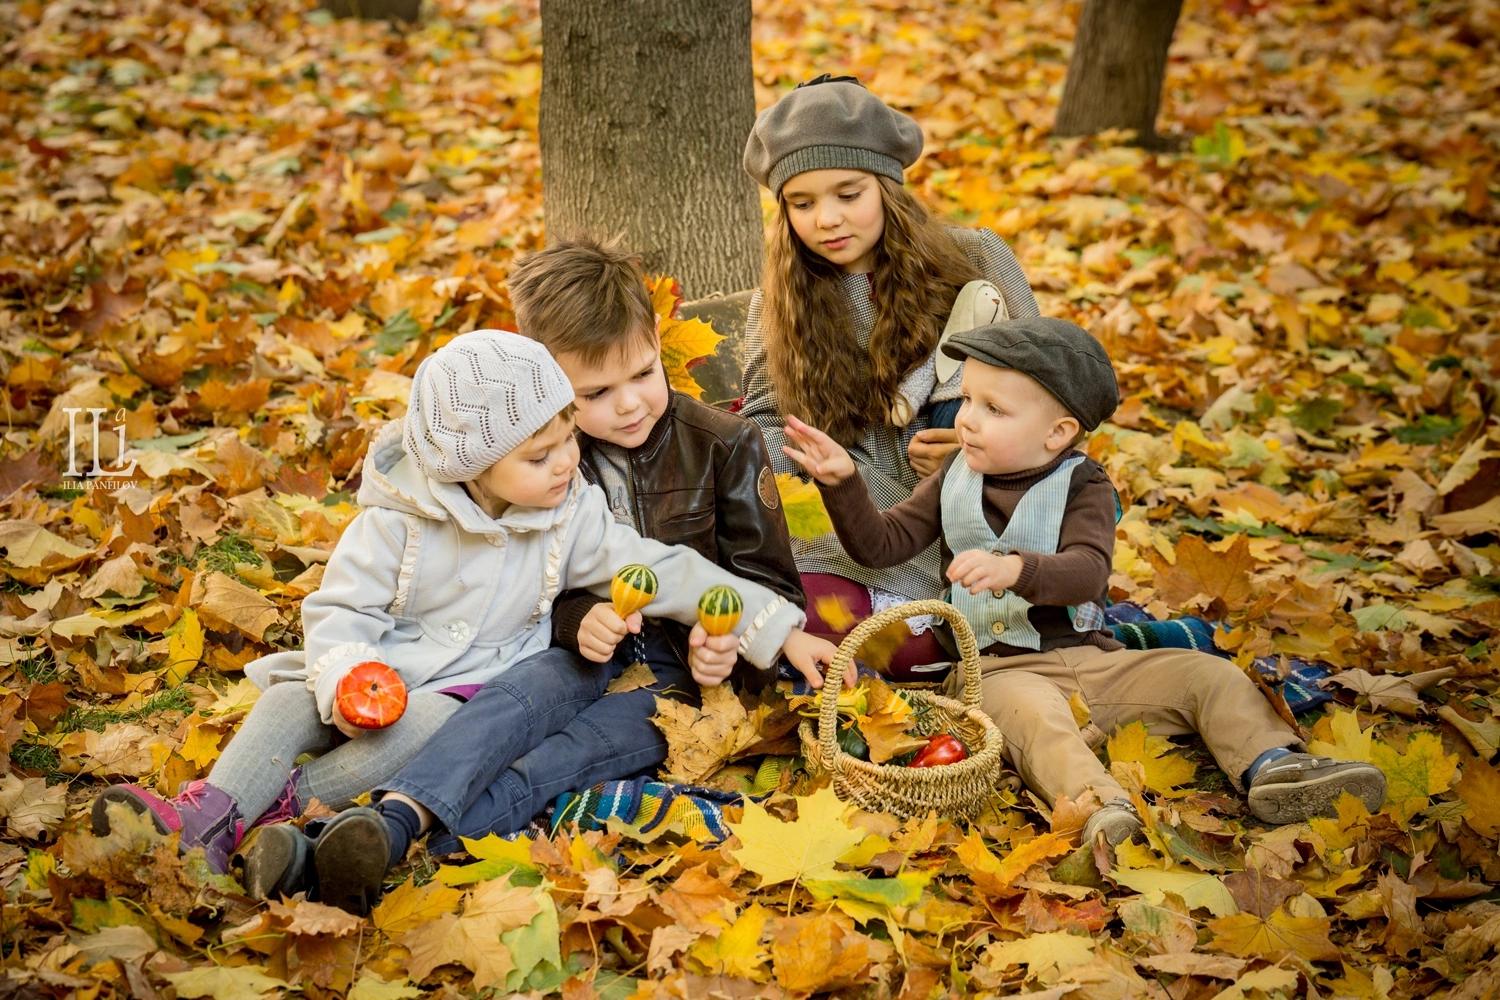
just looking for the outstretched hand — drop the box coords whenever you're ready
[780,628,857,690]
[782,416,856,486]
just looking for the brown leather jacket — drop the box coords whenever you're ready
[551,392,803,687]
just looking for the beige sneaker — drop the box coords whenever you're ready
[1081,799,1143,846]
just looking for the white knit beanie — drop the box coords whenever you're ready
[402,329,575,482]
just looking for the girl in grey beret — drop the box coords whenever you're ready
[738,75,1041,677]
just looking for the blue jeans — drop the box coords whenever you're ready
[378,629,693,854]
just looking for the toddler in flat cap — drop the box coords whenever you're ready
[783,317,1385,846]
[93,330,839,910]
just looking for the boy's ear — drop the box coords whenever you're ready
[1046,415,1081,452]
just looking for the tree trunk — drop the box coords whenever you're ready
[540,0,762,299]
[318,0,420,21]
[1054,0,1184,146]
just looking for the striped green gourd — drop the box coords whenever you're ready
[610,564,658,617]
[696,584,743,636]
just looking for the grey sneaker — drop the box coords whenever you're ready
[1081,799,1143,846]
[1246,753,1386,823]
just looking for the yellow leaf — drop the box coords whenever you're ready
[1206,907,1340,963]
[372,876,464,937]
[956,829,1074,897]
[1106,722,1197,797]
[694,903,770,980]
[1111,845,1237,917]
[776,473,834,539]
[163,966,287,1000]
[165,608,204,686]
[984,929,1096,978]
[1370,729,1458,822]
[1305,709,1376,763]
[646,273,724,400]
[177,721,227,770]
[813,594,859,633]
[729,786,871,888]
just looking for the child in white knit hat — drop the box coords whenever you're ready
[91,330,838,907]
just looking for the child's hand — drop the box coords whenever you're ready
[782,416,856,486]
[578,603,642,663]
[907,428,960,478]
[780,628,856,690]
[331,702,366,740]
[947,550,1024,596]
[687,622,738,686]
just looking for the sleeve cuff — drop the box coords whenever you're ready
[308,641,383,724]
[552,594,604,653]
[737,597,807,671]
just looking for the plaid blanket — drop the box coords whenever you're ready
[1102,602,1332,714]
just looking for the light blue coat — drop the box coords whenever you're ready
[247,422,804,723]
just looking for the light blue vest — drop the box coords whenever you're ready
[939,454,1105,650]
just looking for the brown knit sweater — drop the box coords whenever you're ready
[817,451,1123,657]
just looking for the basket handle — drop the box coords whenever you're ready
[817,599,983,765]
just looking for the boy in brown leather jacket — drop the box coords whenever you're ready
[243,238,811,906]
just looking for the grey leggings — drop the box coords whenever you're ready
[206,681,460,823]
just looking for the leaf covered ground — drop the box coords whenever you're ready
[1,0,1498,996]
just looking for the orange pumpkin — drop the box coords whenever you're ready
[335,661,408,730]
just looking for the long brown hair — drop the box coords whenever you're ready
[761,175,981,445]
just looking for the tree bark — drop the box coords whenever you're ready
[1054,0,1184,146]
[318,0,420,21]
[539,0,762,299]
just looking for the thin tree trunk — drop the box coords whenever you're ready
[539,0,762,298]
[1055,0,1184,146]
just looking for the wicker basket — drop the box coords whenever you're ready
[798,599,1006,821]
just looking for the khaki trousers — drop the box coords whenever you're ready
[944,645,1299,808]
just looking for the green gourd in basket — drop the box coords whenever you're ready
[797,599,1006,821]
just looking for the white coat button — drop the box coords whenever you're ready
[445,620,471,641]
[990,621,1006,637]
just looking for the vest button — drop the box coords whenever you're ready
[990,621,1006,637]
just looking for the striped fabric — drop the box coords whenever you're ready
[740,227,1039,601]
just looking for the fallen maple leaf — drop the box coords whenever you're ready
[1323,666,1457,716]
[1106,722,1197,798]
[983,929,1096,979]
[729,786,871,887]
[1371,729,1459,822]
[372,875,464,937]
[0,773,67,839]
[1206,906,1340,963]
[163,965,289,1000]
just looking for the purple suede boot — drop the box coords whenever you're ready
[91,780,245,872]
[252,768,303,828]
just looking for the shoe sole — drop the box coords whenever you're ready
[241,826,311,901]
[313,810,389,916]
[91,787,171,837]
[1247,765,1385,823]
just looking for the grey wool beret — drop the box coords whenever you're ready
[404,329,575,482]
[942,317,1121,432]
[743,78,923,195]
